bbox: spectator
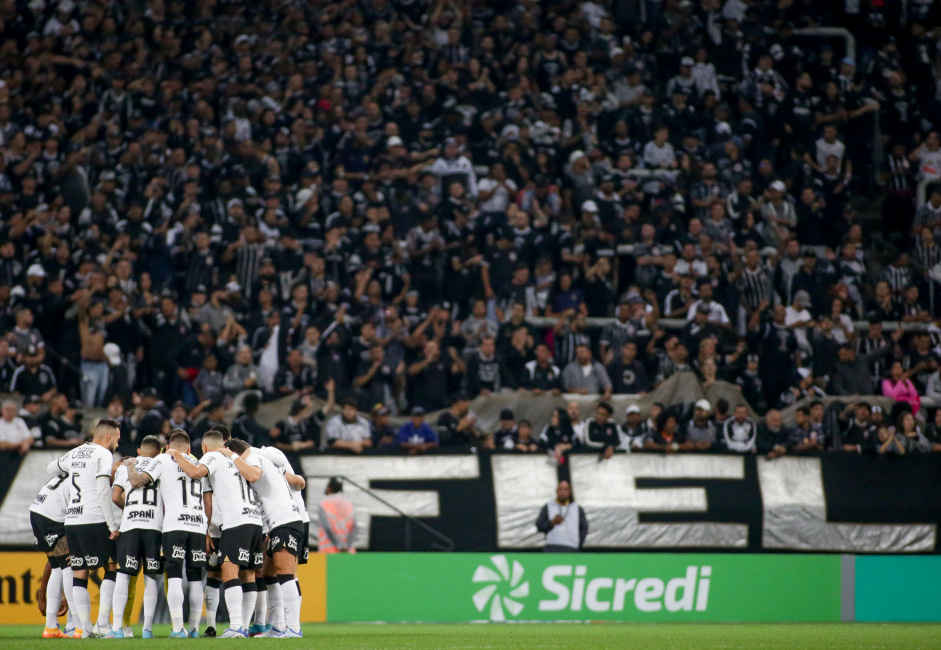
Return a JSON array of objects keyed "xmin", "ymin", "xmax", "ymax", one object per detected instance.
[
  {"xmin": 875, "ymin": 426, "xmax": 906, "ymax": 455},
  {"xmin": 511, "ymin": 420, "xmax": 539, "ymax": 453},
  {"xmin": 832, "ymin": 331, "xmax": 900, "ymax": 396},
  {"xmin": 325, "ymin": 397, "xmax": 373, "ymax": 454},
  {"xmin": 436, "ymin": 394, "xmax": 480, "ymax": 448},
  {"xmin": 922, "ymin": 409, "xmax": 941, "ymax": 452},
  {"xmin": 493, "ymin": 409, "xmax": 519, "ymax": 450},
  {"xmin": 882, "ymin": 361, "xmax": 922, "ymax": 416},
  {"xmin": 685, "ymin": 400, "xmax": 717, "ymax": 451},
  {"xmin": 230, "ymin": 392, "xmax": 272, "ymax": 448},
  {"xmin": 840, "ymin": 403, "xmax": 877, "ymax": 453},
  {"xmin": 561, "ymin": 345, "xmax": 613, "ymax": 399},
  {"xmin": 190, "ymin": 399, "xmax": 228, "ymax": 451},
  {"xmin": 645, "ymin": 412, "xmax": 694, "ymax": 453},
  {"xmin": 897, "ymin": 412, "xmax": 930, "ymax": 454},
  {"xmin": 370, "ymin": 405, "xmax": 397, "ymax": 449},
  {"xmin": 535, "ymin": 480, "xmax": 589, "ymax": 553},
  {"xmin": 407, "ymin": 340, "xmax": 465, "ymax": 412},
  {"xmin": 757, "ymin": 410, "xmax": 788, "ymax": 456},
  {"xmin": 522, "ymin": 343, "xmax": 562, "ymax": 395},
  {"xmin": 579, "ymin": 402, "xmax": 621, "ymax": 459},
  {"xmin": 465, "ymin": 336, "xmax": 505, "ymax": 397},
  {"xmin": 0, "ymin": 399, "xmax": 33, "ymax": 455},
  {"xmin": 539, "ymin": 408, "xmax": 579, "ymax": 460},
  {"xmin": 619, "ymin": 405, "xmax": 649, "ymax": 451},
  {"xmin": 223, "ymin": 345, "xmax": 261, "ymax": 399},
  {"xmin": 607, "ymin": 341, "xmax": 650, "ymax": 394},
  {"xmin": 722, "ymin": 405, "xmax": 758, "ymax": 453},
  {"xmin": 396, "ymin": 407, "xmax": 439, "ymax": 455},
  {"xmin": 9, "ymin": 346, "xmax": 56, "ymax": 400}
]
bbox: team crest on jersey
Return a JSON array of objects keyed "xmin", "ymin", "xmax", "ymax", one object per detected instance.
[
  {"xmin": 238, "ymin": 549, "xmax": 250, "ymax": 563},
  {"xmin": 287, "ymin": 535, "xmax": 298, "ymax": 551},
  {"xmin": 171, "ymin": 545, "xmax": 186, "ymax": 560},
  {"xmin": 85, "ymin": 555, "xmax": 99, "ymax": 567},
  {"xmin": 253, "ymin": 552, "xmax": 264, "ymax": 565},
  {"xmin": 44, "ymin": 533, "xmax": 59, "ymax": 547},
  {"xmin": 192, "ymin": 549, "xmax": 207, "ymax": 562},
  {"xmin": 124, "ymin": 556, "xmax": 139, "ymax": 571},
  {"xmin": 146, "ymin": 558, "xmax": 161, "ymax": 571}
]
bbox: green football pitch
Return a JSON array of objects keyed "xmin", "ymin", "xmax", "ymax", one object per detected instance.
[{"xmin": 2, "ymin": 623, "xmax": 941, "ymax": 649}]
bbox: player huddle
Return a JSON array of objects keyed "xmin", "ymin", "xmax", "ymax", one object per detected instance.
[{"xmin": 28, "ymin": 418, "xmax": 310, "ymax": 639}]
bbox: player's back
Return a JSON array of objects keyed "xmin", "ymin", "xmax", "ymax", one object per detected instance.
[
  {"xmin": 29, "ymin": 472, "xmax": 70, "ymax": 523},
  {"xmin": 247, "ymin": 452, "xmax": 302, "ymax": 530},
  {"xmin": 56, "ymin": 442, "xmax": 113, "ymax": 525},
  {"xmin": 148, "ymin": 453, "xmax": 205, "ymax": 533},
  {"xmin": 199, "ymin": 450, "xmax": 262, "ymax": 531},
  {"xmin": 255, "ymin": 446, "xmax": 309, "ymax": 524},
  {"xmin": 115, "ymin": 458, "xmax": 164, "ymax": 532}
]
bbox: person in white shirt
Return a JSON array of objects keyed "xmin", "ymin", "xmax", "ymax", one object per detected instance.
[
  {"xmin": 172, "ymin": 432, "xmax": 264, "ymax": 638},
  {"xmin": 429, "ymin": 139, "xmax": 478, "ymax": 198},
  {"xmin": 0, "ymin": 399, "xmax": 33, "ymax": 455},
  {"xmin": 785, "ymin": 290, "xmax": 815, "ymax": 358},
  {"xmin": 247, "ymin": 446, "xmax": 306, "ymax": 638},
  {"xmin": 535, "ymin": 480, "xmax": 589, "ymax": 552},
  {"xmin": 325, "ymin": 399, "xmax": 373, "ymax": 453},
  {"xmin": 48, "ymin": 419, "xmax": 122, "ymax": 638},
  {"xmin": 30, "ymin": 462, "xmax": 75, "ymax": 638},
  {"xmin": 126, "ymin": 430, "xmax": 208, "ymax": 638},
  {"xmin": 106, "ymin": 436, "xmax": 163, "ymax": 639}
]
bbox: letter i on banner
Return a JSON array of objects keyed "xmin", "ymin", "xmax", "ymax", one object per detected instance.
[{"xmin": 695, "ymin": 566, "xmax": 711, "ymax": 611}]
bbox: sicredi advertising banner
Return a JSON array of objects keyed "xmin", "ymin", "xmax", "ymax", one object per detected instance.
[{"xmin": 326, "ymin": 553, "xmax": 841, "ymax": 622}]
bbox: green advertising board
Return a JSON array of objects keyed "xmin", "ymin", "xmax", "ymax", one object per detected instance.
[
  {"xmin": 327, "ymin": 553, "xmax": 841, "ymax": 622},
  {"xmin": 855, "ymin": 556, "xmax": 941, "ymax": 622}
]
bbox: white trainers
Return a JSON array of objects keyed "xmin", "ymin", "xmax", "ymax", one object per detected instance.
[{"xmin": 123, "ymin": 626, "xmax": 134, "ymax": 638}]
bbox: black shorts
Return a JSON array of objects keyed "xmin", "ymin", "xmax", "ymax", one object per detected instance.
[
  {"xmin": 161, "ymin": 530, "xmax": 208, "ymax": 569},
  {"xmin": 299, "ymin": 522, "xmax": 309, "ymax": 565},
  {"xmin": 116, "ymin": 529, "xmax": 163, "ymax": 576},
  {"xmin": 219, "ymin": 524, "xmax": 264, "ymax": 570},
  {"xmin": 30, "ymin": 512, "xmax": 66, "ymax": 554},
  {"xmin": 208, "ymin": 537, "xmax": 222, "ymax": 570},
  {"xmin": 266, "ymin": 523, "xmax": 304, "ymax": 559},
  {"xmin": 65, "ymin": 522, "xmax": 116, "ymax": 570}
]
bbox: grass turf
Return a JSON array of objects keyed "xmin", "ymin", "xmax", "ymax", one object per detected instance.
[{"xmin": 2, "ymin": 623, "xmax": 941, "ymax": 649}]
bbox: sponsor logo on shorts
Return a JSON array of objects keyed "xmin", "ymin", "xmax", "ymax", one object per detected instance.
[
  {"xmin": 124, "ymin": 556, "xmax": 139, "ymax": 571},
  {"xmin": 287, "ymin": 535, "xmax": 298, "ymax": 551},
  {"xmin": 146, "ymin": 558, "xmax": 161, "ymax": 572},
  {"xmin": 192, "ymin": 549, "xmax": 207, "ymax": 562},
  {"xmin": 171, "ymin": 545, "xmax": 186, "ymax": 560},
  {"xmin": 85, "ymin": 555, "xmax": 99, "ymax": 567},
  {"xmin": 253, "ymin": 552, "xmax": 264, "ymax": 566},
  {"xmin": 44, "ymin": 533, "xmax": 59, "ymax": 547},
  {"xmin": 269, "ymin": 536, "xmax": 281, "ymax": 549},
  {"xmin": 70, "ymin": 557, "xmax": 82, "ymax": 568},
  {"xmin": 238, "ymin": 549, "xmax": 250, "ymax": 563}
]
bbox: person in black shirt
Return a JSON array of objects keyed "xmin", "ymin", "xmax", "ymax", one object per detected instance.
[
  {"xmin": 272, "ymin": 398, "xmax": 321, "ymax": 452},
  {"xmin": 606, "ymin": 341, "xmax": 651, "ymax": 394},
  {"xmin": 493, "ymin": 409, "xmax": 518, "ymax": 449},
  {"xmin": 272, "ymin": 348, "xmax": 317, "ymax": 398},
  {"xmin": 9, "ymin": 346, "xmax": 56, "ymax": 401},
  {"xmin": 407, "ymin": 339, "xmax": 465, "ymax": 412},
  {"xmin": 522, "ymin": 343, "xmax": 562, "ymax": 394},
  {"xmin": 644, "ymin": 412, "xmax": 694, "ymax": 453},
  {"xmin": 370, "ymin": 405, "xmax": 398, "ymax": 448},
  {"xmin": 465, "ymin": 336, "xmax": 504, "ymax": 397},
  {"xmin": 231, "ymin": 392, "xmax": 272, "ymax": 447},
  {"xmin": 581, "ymin": 402, "xmax": 621, "ymax": 459},
  {"xmin": 353, "ymin": 343, "xmax": 397, "ymax": 413},
  {"xmin": 538, "ymin": 408, "xmax": 578, "ymax": 459},
  {"xmin": 41, "ymin": 393, "xmax": 83, "ymax": 449},
  {"xmin": 839, "ymin": 402, "xmax": 877, "ymax": 452},
  {"xmin": 190, "ymin": 399, "xmax": 228, "ymax": 451},
  {"xmin": 435, "ymin": 394, "xmax": 480, "ymax": 447}
]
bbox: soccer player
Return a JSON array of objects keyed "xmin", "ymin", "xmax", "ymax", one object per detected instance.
[
  {"xmin": 252, "ymin": 445, "xmax": 308, "ymax": 637},
  {"xmin": 105, "ymin": 435, "xmax": 164, "ymax": 639},
  {"xmin": 29, "ymin": 468, "xmax": 76, "ymax": 637},
  {"xmin": 202, "ymin": 423, "xmax": 231, "ymax": 638},
  {"xmin": 48, "ymin": 418, "xmax": 122, "ymax": 638},
  {"xmin": 171, "ymin": 432, "xmax": 264, "ymax": 638},
  {"xmin": 126, "ymin": 430, "xmax": 208, "ymax": 637}
]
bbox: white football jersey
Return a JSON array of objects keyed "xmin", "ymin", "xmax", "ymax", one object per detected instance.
[
  {"xmin": 246, "ymin": 451, "xmax": 302, "ymax": 530},
  {"xmin": 199, "ymin": 451, "xmax": 262, "ymax": 530},
  {"xmin": 255, "ymin": 446, "xmax": 309, "ymax": 524},
  {"xmin": 56, "ymin": 442, "xmax": 114, "ymax": 525},
  {"xmin": 144, "ymin": 453, "xmax": 207, "ymax": 533},
  {"xmin": 115, "ymin": 458, "xmax": 164, "ymax": 533},
  {"xmin": 29, "ymin": 472, "xmax": 70, "ymax": 523}
]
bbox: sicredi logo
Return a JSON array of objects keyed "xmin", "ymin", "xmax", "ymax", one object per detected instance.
[{"xmin": 472, "ymin": 556, "xmax": 712, "ymax": 620}]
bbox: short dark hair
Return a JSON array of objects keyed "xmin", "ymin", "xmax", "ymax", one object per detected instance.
[
  {"xmin": 796, "ymin": 407, "xmax": 810, "ymax": 416},
  {"xmin": 210, "ymin": 423, "xmax": 231, "ymax": 441},
  {"xmin": 168, "ymin": 429, "xmax": 190, "ymax": 449},
  {"xmin": 809, "ymin": 400, "xmax": 824, "ymax": 409},
  {"xmin": 327, "ymin": 477, "xmax": 343, "ymax": 493},
  {"xmin": 225, "ymin": 438, "xmax": 250, "ymax": 455},
  {"xmin": 597, "ymin": 402, "xmax": 613, "ymax": 416},
  {"xmin": 242, "ymin": 393, "xmax": 260, "ymax": 414},
  {"xmin": 95, "ymin": 418, "xmax": 121, "ymax": 435},
  {"xmin": 202, "ymin": 430, "xmax": 223, "ymax": 447},
  {"xmin": 140, "ymin": 435, "xmax": 162, "ymax": 455}
]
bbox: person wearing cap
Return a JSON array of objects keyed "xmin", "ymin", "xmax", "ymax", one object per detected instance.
[
  {"xmin": 18, "ymin": 394, "xmax": 43, "ymax": 442},
  {"xmin": 665, "ymin": 56, "xmax": 698, "ymax": 104},
  {"xmin": 561, "ymin": 345, "xmax": 613, "ymax": 400},
  {"xmin": 754, "ymin": 179, "xmax": 796, "ymax": 249},
  {"xmin": 9, "ymin": 345, "xmax": 57, "ymax": 401},
  {"xmin": 492, "ymin": 409, "xmax": 519, "ymax": 449},
  {"xmin": 684, "ymin": 400, "xmax": 717, "ymax": 451},
  {"xmin": 780, "ymin": 366, "xmax": 827, "ymax": 408},
  {"xmin": 370, "ymin": 404, "xmax": 397, "ymax": 448},
  {"xmin": 396, "ymin": 407, "xmax": 439, "ymax": 454},
  {"xmin": 535, "ymin": 480, "xmax": 588, "ymax": 553},
  {"xmin": 618, "ymin": 404, "xmax": 648, "ymax": 451}
]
